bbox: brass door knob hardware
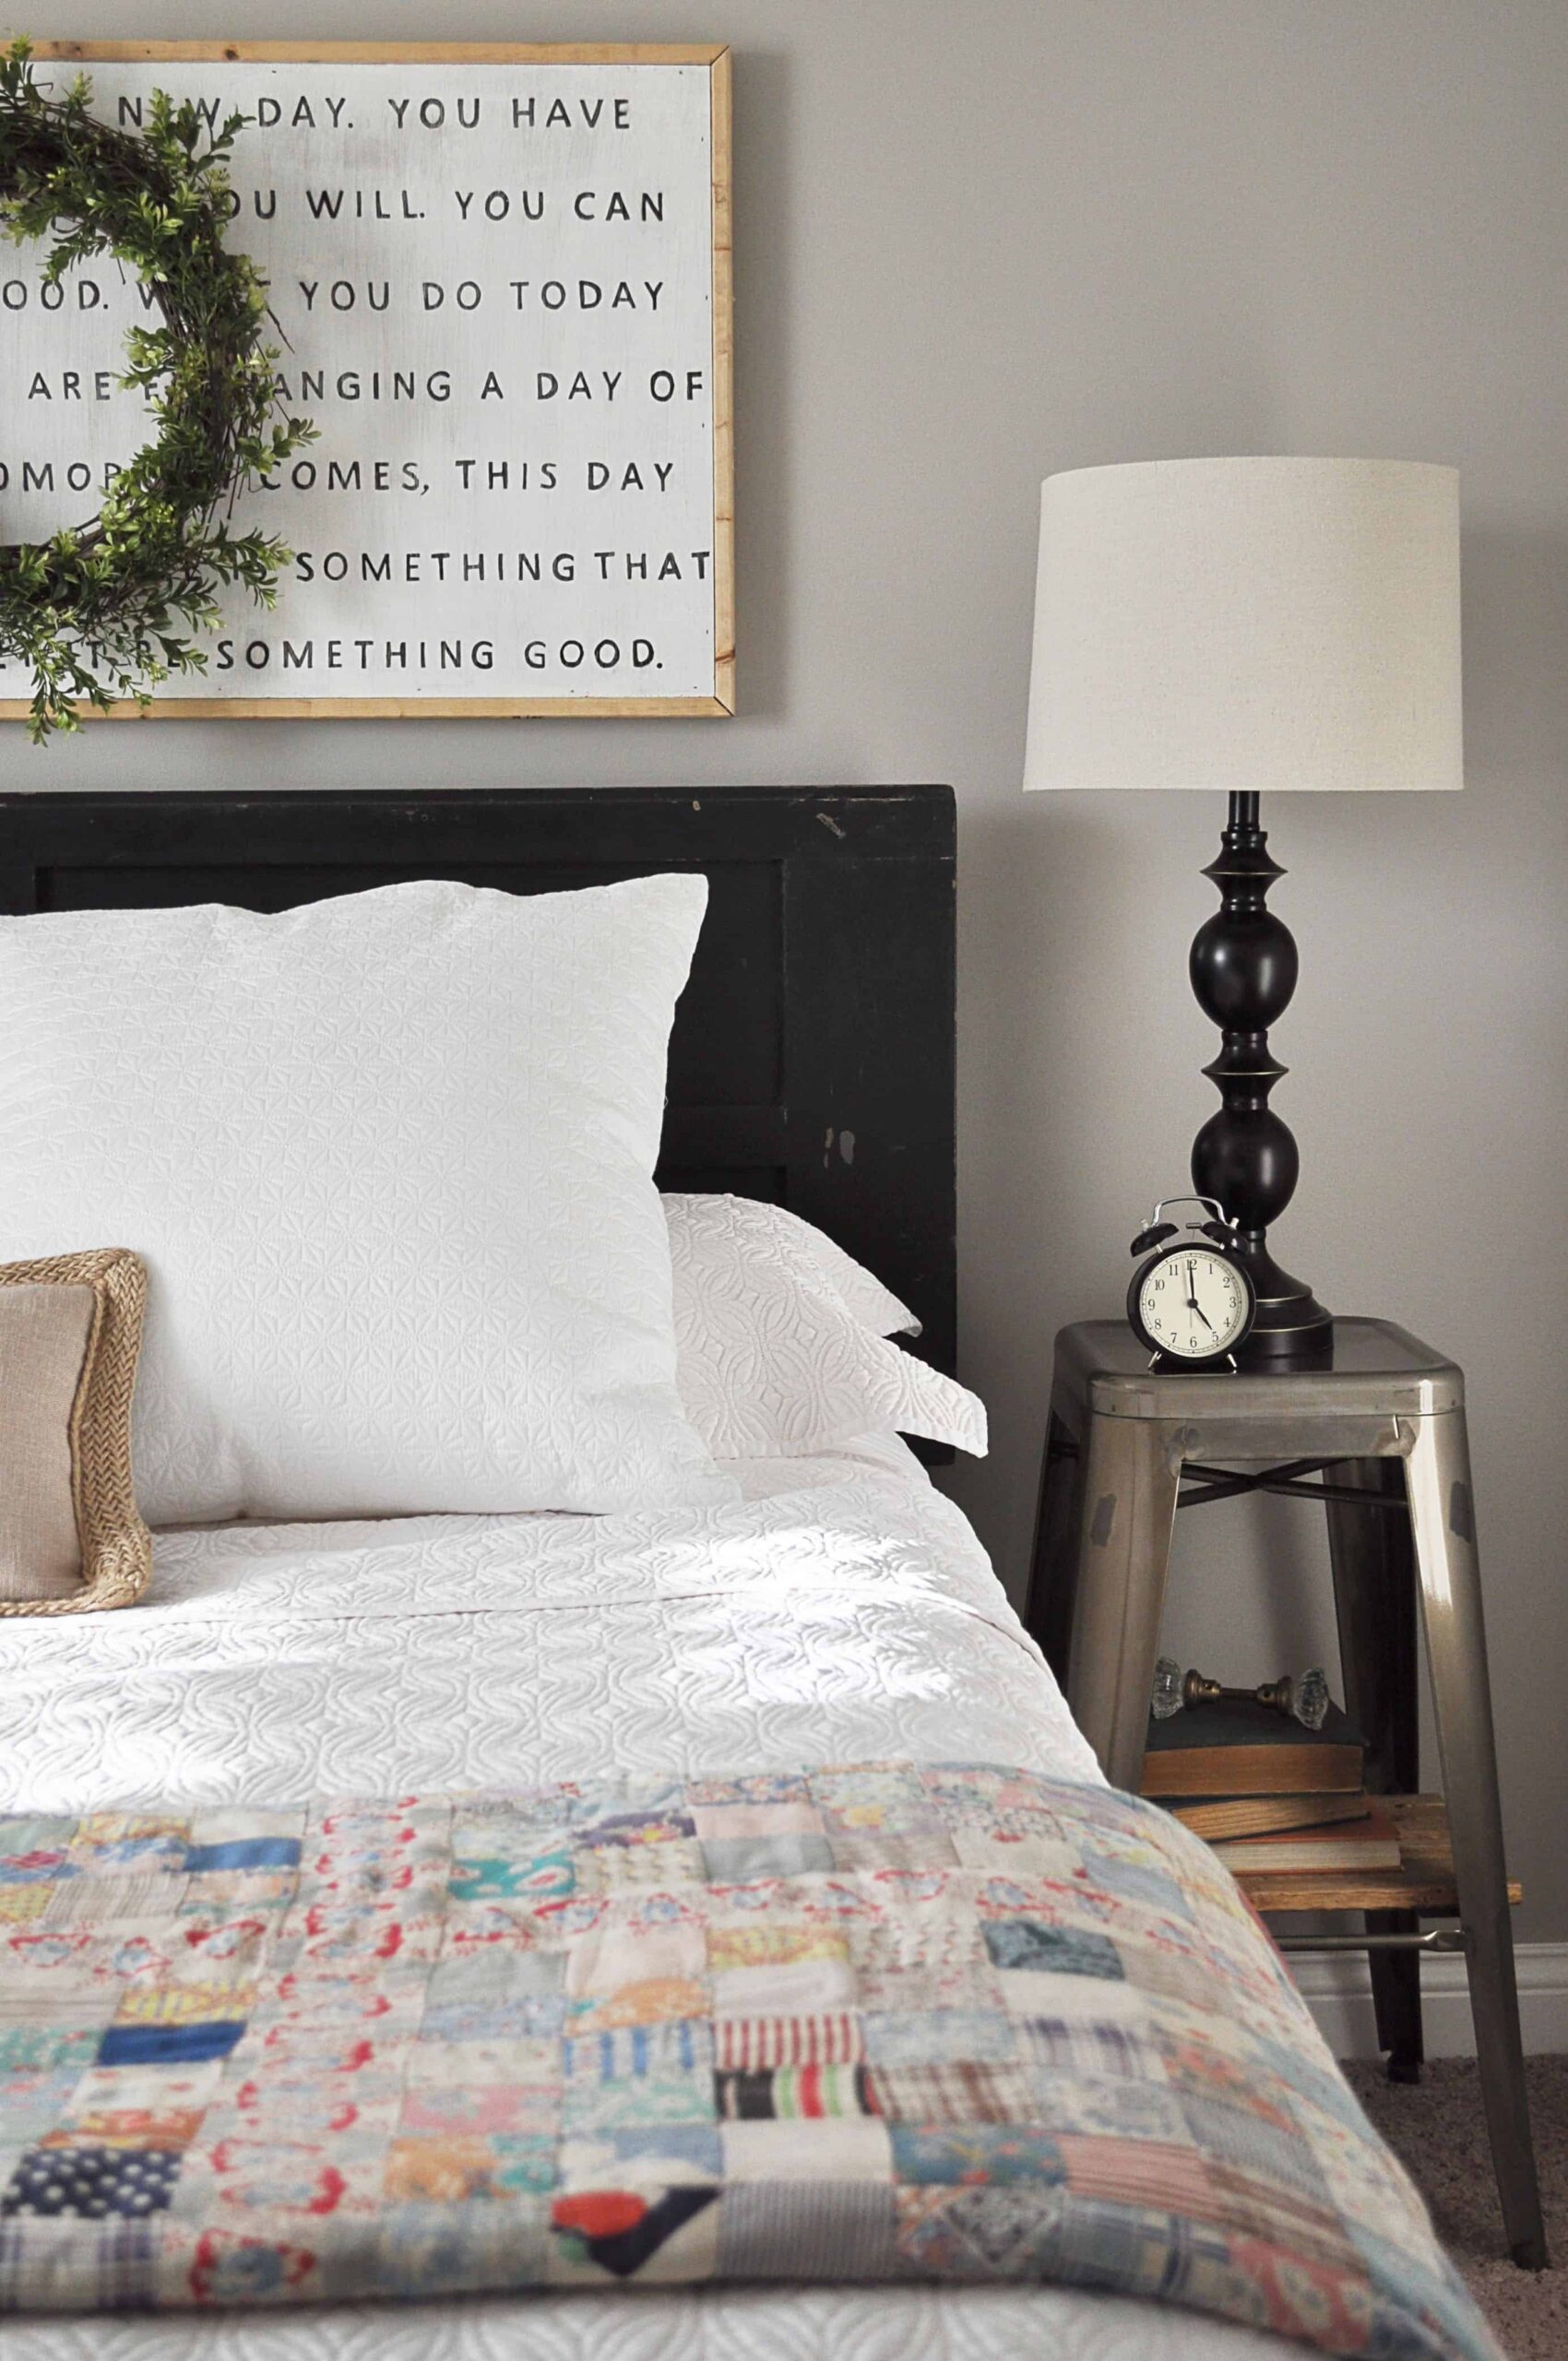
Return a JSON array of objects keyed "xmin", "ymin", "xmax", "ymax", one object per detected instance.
[{"xmin": 1151, "ymin": 1657, "xmax": 1330, "ymax": 1730}]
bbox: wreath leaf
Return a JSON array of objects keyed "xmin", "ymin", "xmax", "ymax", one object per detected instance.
[{"xmin": 0, "ymin": 38, "xmax": 315, "ymax": 739}]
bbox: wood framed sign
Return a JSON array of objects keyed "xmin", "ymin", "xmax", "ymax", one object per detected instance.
[{"xmin": 0, "ymin": 42, "xmax": 733, "ymax": 718}]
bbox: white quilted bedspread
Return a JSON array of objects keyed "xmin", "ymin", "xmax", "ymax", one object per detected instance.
[{"xmin": 0, "ymin": 1438, "xmax": 1299, "ymax": 2361}]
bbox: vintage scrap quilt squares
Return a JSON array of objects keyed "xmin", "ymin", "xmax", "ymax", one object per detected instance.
[{"xmin": 0, "ymin": 1765, "xmax": 1500, "ymax": 2358}]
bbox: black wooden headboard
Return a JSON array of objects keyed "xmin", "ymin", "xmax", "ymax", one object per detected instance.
[{"xmin": 0, "ymin": 786, "xmax": 957, "ymax": 1383}]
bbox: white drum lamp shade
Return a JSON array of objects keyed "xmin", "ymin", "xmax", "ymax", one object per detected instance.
[{"xmin": 1022, "ymin": 457, "xmax": 1463, "ymax": 795}]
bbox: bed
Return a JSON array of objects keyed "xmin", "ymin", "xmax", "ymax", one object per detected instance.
[{"xmin": 0, "ymin": 789, "xmax": 1494, "ymax": 2360}]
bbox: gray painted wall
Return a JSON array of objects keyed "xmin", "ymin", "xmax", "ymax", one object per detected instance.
[{"xmin": 20, "ymin": 2, "xmax": 1568, "ymax": 1946}]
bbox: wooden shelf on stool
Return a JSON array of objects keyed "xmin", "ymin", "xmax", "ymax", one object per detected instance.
[{"xmin": 1229, "ymin": 1795, "xmax": 1525, "ymax": 1916}]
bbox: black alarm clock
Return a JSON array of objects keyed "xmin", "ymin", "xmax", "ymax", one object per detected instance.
[{"xmin": 1127, "ymin": 1195, "xmax": 1256, "ymax": 1367}]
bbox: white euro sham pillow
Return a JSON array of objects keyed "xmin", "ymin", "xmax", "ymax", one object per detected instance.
[
  {"xmin": 664, "ymin": 1194, "xmax": 987, "ymax": 1459},
  {"xmin": 0, "ymin": 874, "xmax": 733, "ymax": 1524},
  {"xmin": 776, "ymin": 1207, "xmax": 921, "ymax": 1341}
]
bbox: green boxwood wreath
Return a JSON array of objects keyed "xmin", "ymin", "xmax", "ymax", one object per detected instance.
[{"xmin": 0, "ymin": 39, "xmax": 314, "ymax": 739}]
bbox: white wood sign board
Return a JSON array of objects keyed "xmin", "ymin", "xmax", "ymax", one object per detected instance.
[{"xmin": 0, "ymin": 42, "xmax": 733, "ymax": 718}]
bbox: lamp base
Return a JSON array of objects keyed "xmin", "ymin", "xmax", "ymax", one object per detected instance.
[
  {"xmin": 1189, "ymin": 791, "xmax": 1331, "ymax": 1366},
  {"xmin": 1235, "ymin": 1244, "xmax": 1333, "ymax": 1364}
]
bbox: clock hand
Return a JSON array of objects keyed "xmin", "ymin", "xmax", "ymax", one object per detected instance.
[{"xmin": 1183, "ymin": 1259, "xmax": 1216, "ymax": 1335}]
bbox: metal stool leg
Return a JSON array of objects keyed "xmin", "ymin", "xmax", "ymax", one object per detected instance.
[
  {"xmin": 1065, "ymin": 1412, "xmax": 1182, "ymax": 1792},
  {"xmin": 1325, "ymin": 1457, "xmax": 1424, "ymax": 2082},
  {"xmin": 1361, "ymin": 1913, "xmax": 1423, "ymax": 2082},
  {"xmin": 1026, "ymin": 1406, "xmax": 1084, "ymax": 1685},
  {"xmin": 1406, "ymin": 1409, "xmax": 1547, "ymax": 2269}
]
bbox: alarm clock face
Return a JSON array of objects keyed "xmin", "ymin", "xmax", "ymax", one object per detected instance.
[{"xmin": 1136, "ymin": 1246, "xmax": 1252, "ymax": 1359}]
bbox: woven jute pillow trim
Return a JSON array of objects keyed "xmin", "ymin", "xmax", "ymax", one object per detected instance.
[{"xmin": 0, "ymin": 1247, "xmax": 152, "ymax": 1615}]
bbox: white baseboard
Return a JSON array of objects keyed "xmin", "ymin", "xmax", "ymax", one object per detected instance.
[{"xmin": 1292, "ymin": 1940, "xmax": 1568, "ymax": 2058}]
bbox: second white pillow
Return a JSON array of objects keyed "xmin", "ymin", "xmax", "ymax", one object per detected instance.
[{"xmin": 665, "ymin": 1195, "xmax": 987, "ymax": 1460}]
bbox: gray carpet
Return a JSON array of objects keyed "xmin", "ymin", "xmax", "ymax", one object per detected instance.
[{"xmin": 1343, "ymin": 2055, "xmax": 1568, "ymax": 2358}]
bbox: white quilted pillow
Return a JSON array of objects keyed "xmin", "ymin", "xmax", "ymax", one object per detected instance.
[
  {"xmin": 0, "ymin": 875, "xmax": 733, "ymax": 1524},
  {"xmin": 664, "ymin": 1195, "xmax": 987, "ymax": 1459}
]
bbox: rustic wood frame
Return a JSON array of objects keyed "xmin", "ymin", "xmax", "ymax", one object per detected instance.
[{"xmin": 6, "ymin": 42, "xmax": 735, "ymax": 722}]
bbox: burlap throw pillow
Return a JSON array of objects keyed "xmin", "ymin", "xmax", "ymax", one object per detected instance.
[{"xmin": 0, "ymin": 1249, "xmax": 151, "ymax": 1615}]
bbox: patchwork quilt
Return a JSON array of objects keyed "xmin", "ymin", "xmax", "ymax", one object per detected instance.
[{"xmin": 0, "ymin": 1762, "xmax": 1497, "ymax": 2358}]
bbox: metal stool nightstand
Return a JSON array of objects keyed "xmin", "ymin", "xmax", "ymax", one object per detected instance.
[{"xmin": 1024, "ymin": 1317, "xmax": 1547, "ymax": 2271}]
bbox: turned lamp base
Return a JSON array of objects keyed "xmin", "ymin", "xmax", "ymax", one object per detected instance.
[{"xmin": 1189, "ymin": 790, "xmax": 1332, "ymax": 1367}]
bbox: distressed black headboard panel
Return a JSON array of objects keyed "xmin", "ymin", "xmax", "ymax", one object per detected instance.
[{"xmin": 0, "ymin": 787, "xmax": 957, "ymax": 1383}]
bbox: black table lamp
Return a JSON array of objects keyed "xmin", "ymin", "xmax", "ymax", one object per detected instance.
[{"xmin": 1023, "ymin": 457, "xmax": 1463, "ymax": 1360}]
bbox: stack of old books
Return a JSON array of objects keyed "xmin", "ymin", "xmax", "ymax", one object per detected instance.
[{"xmin": 1141, "ymin": 1695, "xmax": 1401, "ymax": 1874}]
